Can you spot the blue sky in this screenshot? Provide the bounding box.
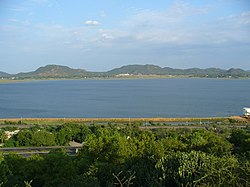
[0,0,250,73]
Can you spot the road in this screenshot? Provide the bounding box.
[0,145,83,157]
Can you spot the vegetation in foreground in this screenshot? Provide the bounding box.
[0,123,250,187]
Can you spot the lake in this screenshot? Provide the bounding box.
[0,78,249,118]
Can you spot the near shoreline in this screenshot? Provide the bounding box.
[0,116,249,125]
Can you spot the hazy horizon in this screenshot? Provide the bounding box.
[1,0,250,74]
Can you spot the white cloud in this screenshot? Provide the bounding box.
[29,0,53,7]
[124,2,209,28]
[7,6,27,12]
[114,2,213,46]
[101,33,113,39]
[117,2,250,47]
[2,1,249,70]
[7,19,31,26]
[84,20,101,26]
[8,19,19,22]
[167,2,209,16]
[220,11,250,25]
[4,2,249,52]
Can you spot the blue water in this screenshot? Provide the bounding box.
[0,79,249,118]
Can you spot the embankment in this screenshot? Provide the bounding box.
[0,116,248,125]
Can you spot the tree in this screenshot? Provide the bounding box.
[229,129,250,155]
[31,130,56,146]
[14,130,33,146]
[0,130,7,144]
[156,151,240,187]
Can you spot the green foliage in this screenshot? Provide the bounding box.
[0,124,250,186]
[3,124,91,147]
[56,124,91,145]
[5,129,56,147]
[3,121,17,125]
[230,129,250,155]
[31,130,56,146]
[160,137,187,153]
[12,130,33,147]
[0,153,11,185]
[182,129,232,156]
[0,130,7,144]
[156,151,241,187]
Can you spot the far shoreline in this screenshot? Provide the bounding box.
[1,75,249,84]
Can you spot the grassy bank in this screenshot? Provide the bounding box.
[0,116,247,125]
[0,79,29,83]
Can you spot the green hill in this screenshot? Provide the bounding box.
[1,64,250,79]
[107,64,165,75]
[16,65,97,78]
[226,68,250,76]
[106,64,250,78]
[0,71,11,77]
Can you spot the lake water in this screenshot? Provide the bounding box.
[0,79,249,118]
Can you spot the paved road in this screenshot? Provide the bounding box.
[0,146,82,152]
[0,145,83,157]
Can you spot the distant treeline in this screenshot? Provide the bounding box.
[0,123,250,186]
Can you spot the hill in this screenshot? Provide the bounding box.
[1,64,250,79]
[226,68,250,76]
[0,71,11,77]
[106,64,250,78]
[15,65,99,78]
[107,64,165,75]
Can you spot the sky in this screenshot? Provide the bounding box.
[0,0,250,73]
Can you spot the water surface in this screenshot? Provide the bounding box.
[0,79,249,118]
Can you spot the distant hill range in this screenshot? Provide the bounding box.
[0,71,11,77]
[15,65,98,78]
[108,65,250,77]
[1,64,250,79]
